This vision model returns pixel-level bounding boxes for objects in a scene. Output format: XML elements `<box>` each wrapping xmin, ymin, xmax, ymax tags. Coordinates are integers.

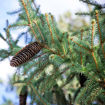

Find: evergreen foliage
<box><xmin>0</xmin><ymin>0</ymin><xmax>105</xmax><ymax>105</ymax></box>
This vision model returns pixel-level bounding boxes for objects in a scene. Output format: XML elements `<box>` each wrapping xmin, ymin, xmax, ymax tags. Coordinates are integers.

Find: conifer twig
<box><xmin>24</xmin><ymin>61</ymin><xmax>41</xmax><ymax>75</ymax></box>
<box><xmin>31</xmin><ymin>0</ymin><xmax>40</xmax><ymax>15</ymax></box>
<box><xmin>27</xmin><ymin>61</ymin><xmax>48</xmax><ymax>84</ymax></box>
<box><xmin>29</xmin><ymin>83</ymin><xmax>47</xmax><ymax>105</ymax></box>
<box><xmin>33</xmin><ymin>20</ymin><xmax>45</xmax><ymax>41</ymax></box>
<box><xmin>50</xmin><ymin>15</ymin><xmax>62</xmax><ymax>55</ymax></box>
<box><xmin>90</xmin><ymin>20</ymin><xmax>99</xmax><ymax>69</ymax></box>
<box><xmin>30</xmin><ymin>64</ymin><xmax>45</xmax><ymax>81</ymax></box>
<box><xmin>51</xmin><ymin>15</ymin><xmax>60</xmax><ymax>42</ymax></box>
<box><xmin>0</xmin><ymin>34</ymin><xmax>6</xmax><ymax>42</ymax></box>
<box><xmin>21</xmin><ymin>0</ymin><xmax>39</xmax><ymax>42</ymax></box>
<box><xmin>91</xmin><ymin>52</ymin><xmax>98</xmax><ymax>70</ymax></box>
<box><xmin>8</xmin><ymin>24</ymin><xmax>28</xmax><ymax>28</ymax></box>
<box><xmin>41</xmin><ymin>67</ymin><xmax>59</xmax><ymax>93</ymax></box>
<box><xmin>32</xmin><ymin>0</ymin><xmax>37</xmax><ymax>9</ymax></box>
<box><xmin>44</xmin><ymin>45</ymin><xmax>64</xmax><ymax>58</ymax></box>
<box><xmin>28</xmin><ymin>24</ymin><xmax>39</xmax><ymax>41</ymax></box>
<box><xmin>21</xmin><ymin>0</ymin><xmax>31</xmax><ymax>24</ymax></box>
<box><xmin>45</xmin><ymin>13</ymin><xmax>54</xmax><ymax>43</ymax></box>
<box><xmin>70</xmin><ymin>38</ymin><xmax>92</xmax><ymax>53</ymax></box>
<box><xmin>91</xmin><ymin>20</ymin><xmax>95</xmax><ymax>50</ymax></box>
<box><xmin>23</xmin><ymin>53</ymin><xmax>47</xmax><ymax>75</ymax></box>
<box><xmin>80</xmin><ymin>0</ymin><xmax>105</xmax><ymax>8</ymax></box>
<box><xmin>95</xmin><ymin>10</ymin><xmax>105</xmax><ymax>58</ymax></box>
<box><xmin>41</xmin><ymin>67</ymin><xmax>70</xmax><ymax>93</ymax></box>
<box><xmin>6</xmin><ymin>28</ymin><xmax>13</xmax><ymax>49</ymax></box>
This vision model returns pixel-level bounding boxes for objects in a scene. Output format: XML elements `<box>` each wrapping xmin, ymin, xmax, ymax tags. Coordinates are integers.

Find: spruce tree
<box><xmin>0</xmin><ymin>0</ymin><xmax>105</xmax><ymax>105</ymax></box>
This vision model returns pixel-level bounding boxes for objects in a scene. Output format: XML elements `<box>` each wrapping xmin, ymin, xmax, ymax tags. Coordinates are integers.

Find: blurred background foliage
<box><xmin>58</xmin><ymin>11</ymin><xmax>89</xmax><ymax>32</ymax></box>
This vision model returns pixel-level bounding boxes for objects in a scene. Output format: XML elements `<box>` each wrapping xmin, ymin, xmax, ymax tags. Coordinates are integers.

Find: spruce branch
<box><xmin>21</xmin><ymin>0</ymin><xmax>31</xmax><ymax>24</ymax></box>
<box><xmin>76</xmin><ymin>80</ymin><xmax>93</xmax><ymax>103</ymax></box>
<box><xmin>45</xmin><ymin>13</ymin><xmax>54</xmax><ymax>43</ymax></box>
<box><xmin>31</xmin><ymin>0</ymin><xmax>37</xmax><ymax>9</ymax></box>
<box><xmin>80</xmin><ymin>0</ymin><xmax>105</xmax><ymax>8</ymax></box>
<box><xmin>23</xmin><ymin>60</ymin><xmax>40</xmax><ymax>75</ymax></box>
<box><xmin>29</xmin><ymin>83</ymin><xmax>49</xmax><ymax>105</ymax></box>
<box><xmin>27</xmin><ymin>61</ymin><xmax>49</xmax><ymax>85</ymax></box>
<box><xmin>7</xmin><ymin>9</ymin><xmax>22</xmax><ymax>15</ymax></box>
<box><xmin>90</xmin><ymin>20</ymin><xmax>99</xmax><ymax>69</ymax></box>
<box><xmin>32</xmin><ymin>0</ymin><xmax>41</xmax><ymax>15</ymax></box>
<box><xmin>44</xmin><ymin>45</ymin><xmax>65</xmax><ymax>59</ymax></box>
<box><xmin>0</xmin><ymin>49</ymin><xmax>11</xmax><ymax>61</ymax></box>
<box><xmin>75</xmin><ymin>12</ymin><xmax>90</xmax><ymax>16</ymax></box>
<box><xmin>8</xmin><ymin>24</ymin><xmax>28</xmax><ymax>28</ymax></box>
<box><xmin>29</xmin><ymin>24</ymin><xmax>40</xmax><ymax>41</ymax></box>
<box><xmin>51</xmin><ymin>15</ymin><xmax>60</xmax><ymax>42</ymax></box>
<box><xmin>21</xmin><ymin>0</ymin><xmax>39</xmax><ymax>42</ymax></box>
<box><xmin>23</xmin><ymin>53</ymin><xmax>47</xmax><ymax>75</ymax></box>
<box><xmin>70</xmin><ymin>38</ymin><xmax>92</xmax><ymax>53</ymax></box>
<box><xmin>51</xmin><ymin>15</ymin><xmax>63</xmax><ymax>55</ymax></box>
<box><xmin>91</xmin><ymin>20</ymin><xmax>95</xmax><ymax>50</ymax></box>
<box><xmin>41</xmin><ymin>66</ymin><xmax>70</xmax><ymax>93</ymax></box>
<box><xmin>0</xmin><ymin>33</ymin><xmax>7</xmax><ymax>42</ymax></box>
<box><xmin>91</xmin><ymin>52</ymin><xmax>98</xmax><ymax>69</ymax></box>
<box><xmin>33</xmin><ymin>20</ymin><xmax>45</xmax><ymax>41</ymax></box>
<box><xmin>6</xmin><ymin>28</ymin><xmax>13</xmax><ymax>49</ymax></box>
<box><xmin>95</xmin><ymin>10</ymin><xmax>105</xmax><ymax>58</ymax></box>
<box><xmin>41</xmin><ymin>67</ymin><xmax>59</xmax><ymax>93</ymax></box>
